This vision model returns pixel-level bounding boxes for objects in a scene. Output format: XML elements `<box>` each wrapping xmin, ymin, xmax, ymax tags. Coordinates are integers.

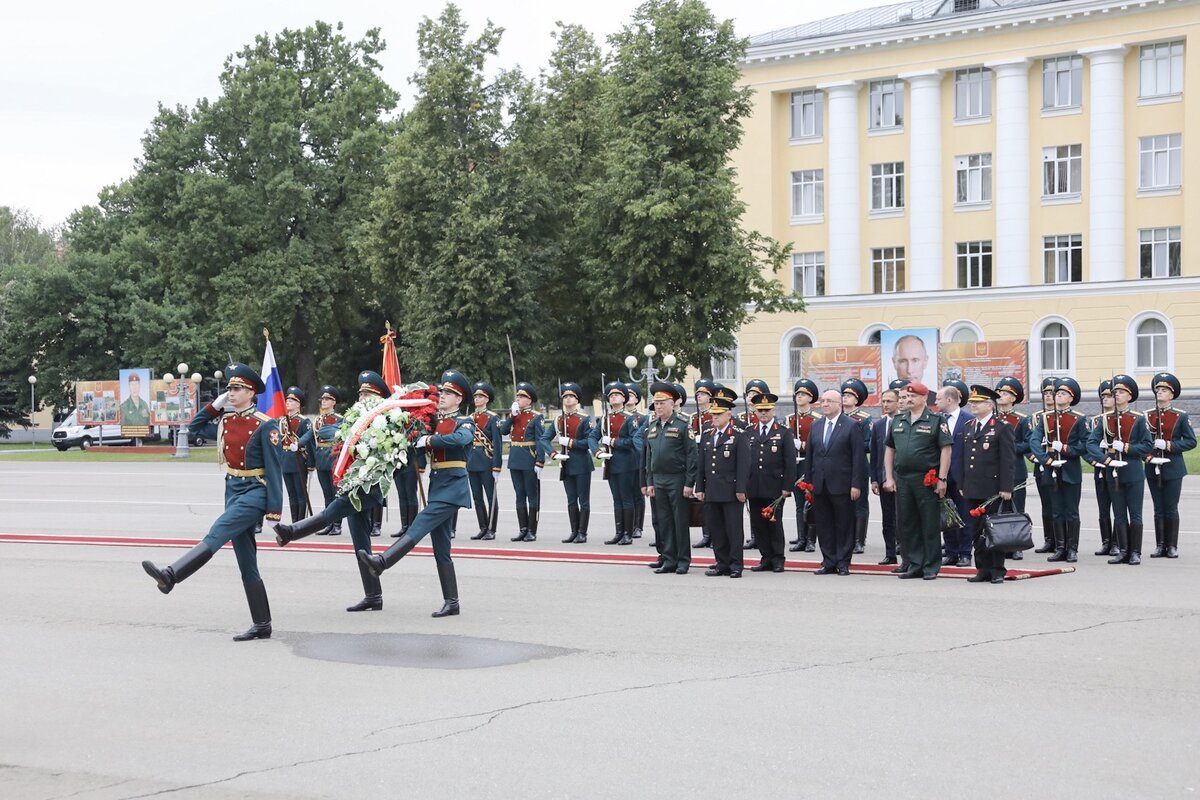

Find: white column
<box><xmin>901</xmin><ymin>71</ymin><xmax>943</xmax><ymax>291</ymax></box>
<box><xmin>1082</xmin><ymin>45</ymin><xmax>1128</xmax><ymax>283</ymax></box>
<box><xmin>821</xmin><ymin>81</ymin><xmax>861</xmax><ymax>295</ymax></box>
<box><xmin>986</xmin><ymin>58</ymin><xmax>1031</xmax><ymax>287</ymax></box>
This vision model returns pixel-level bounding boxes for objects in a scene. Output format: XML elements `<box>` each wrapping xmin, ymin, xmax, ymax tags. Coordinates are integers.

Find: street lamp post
<box><xmin>624</xmin><ymin>343</ymin><xmax>677</xmax><ymax>395</ymax></box>
<box><xmin>28</xmin><ymin>375</ymin><xmax>37</xmax><ymax>448</ymax></box>
<box><xmin>164</xmin><ymin>362</ymin><xmax>193</xmax><ymax>458</ymax></box>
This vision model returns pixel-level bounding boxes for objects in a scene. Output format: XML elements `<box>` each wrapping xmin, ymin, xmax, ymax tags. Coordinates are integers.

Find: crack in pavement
<box><xmin>43</xmin><ymin>777</ymin><xmax>136</xmax><ymax>800</ymax></box>
<box><xmin>113</xmin><ymin>610</ymin><xmax>1196</xmax><ymax>799</ymax></box>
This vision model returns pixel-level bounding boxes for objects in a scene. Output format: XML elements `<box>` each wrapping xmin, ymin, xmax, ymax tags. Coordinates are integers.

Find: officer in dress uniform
<box><xmin>549</xmin><ymin>382</ymin><xmax>594</xmax><ymax>544</ymax></box>
<box><xmin>841</xmin><ymin>379</ymin><xmax>873</xmax><ymax>555</ymax></box>
<box><xmin>960</xmin><ymin>386</ymin><xmax>1015</xmax><ymax>584</ymax></box>
<box><xmin>1030</xmin><ymin>378</ymin><xmax>1088</xmax><ymax>562</ymax></box>
<box><xmin>690</xmin><ymin>379</ymin><xmax>717</xmax><ymax>548</ymax></box>
<box><xmin>746</xmin><ymin>392</ymin><xmax>797</xmax><ymax>572</ymax></box>
<box><xmin>1031</xmin><ymin>377</ymin><xmax>1059</xmax><ymax>553</ymax></box>
<box><xmin>739</xmin><ymin>379</ymin><xmax>771</xmax><ymax>547</ymax></box>
<box><xmin>592</xmin><ymin>382</ymin><xmax>643</xmax><ymax>547</ymax></box>
<box><xmin>273</xmin><ymin>371</ymin><xmax>401</xmax><ymax>612</ymax></box>
<box><xmin>498</xmin><ymin>382</ymin><xmax>547</xmax><ymax>542</ymax></box>
<box><xmin>994</xmin><ymin>377</ymin><xmax>1031</xmax><ymax>562</ymax></box>
<box><xmin>787</xmin><ymin>378</ymin><xmax>821</xmax><ymax>554</ymax></box>
<box><xmin>1146</xmin><ymin>372</ymin><xmax>1196</xmax><ymax>558</ymax></box>
<box><xmin>1085</xmin><ymin>381</ymin><xmax>1117</xmax><ymax>557</ymax></box>
<box><xmin>1087</xmin><ymin>375</ymin><xmax>1152</xmax><ymax>565</ymax></box>
<box><xmin>465</xmin><ymin>383</ymin><xmax>503</xmax><ymax>540</ymax></box>
<box><xmin>297</xmin><ymin>385</ymin><xmax>343</xmax><ymax>536</ymax></box>
<box><xmin>641</xmin><ymin>381</ymin><xmax>698</xmax><ymax>573</ymax></box>
<box><xmin>624</xmin><ymin>384</ymin><xmax>649</xmax><ymax>540</ymax></box>
<box><xmin>358</xmin><ymin>371</ymin><xmax>474</xmax><ymax>616</ymax></box>
<box><xmin>141</xmin><ymin>363</ymin><xmax>284</xmax><ymax>641</ymax></box>
<box><xmin>279</xmin><ymin>386</ymin><xmax>315</xmax><ymax>523</ymax></box>
<box><xmin>695</xmin><ymin>386</ymin><xmax>751</xmax><ymax>578</ymax></box>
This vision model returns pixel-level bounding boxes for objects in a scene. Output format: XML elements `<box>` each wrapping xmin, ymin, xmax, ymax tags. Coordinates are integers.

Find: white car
<box><xmin>51</xmin><ymin>411</ymin><xmax>131</xmax><ymax>451</ymax></box>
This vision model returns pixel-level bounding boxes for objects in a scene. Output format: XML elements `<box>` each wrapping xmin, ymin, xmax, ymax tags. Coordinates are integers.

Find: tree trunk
<box><xmin>292</xmin><ymin>310</ymin><xmax>318</xmax><ymax>408</ymax></box>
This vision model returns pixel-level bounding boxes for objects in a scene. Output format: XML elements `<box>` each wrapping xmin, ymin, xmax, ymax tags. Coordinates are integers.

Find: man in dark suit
<box><xmin>937</xmin><ymin>380</ymin><xmax>972</xmax><ymax>566</ymax></box>
<box><xmin>746</xmin><ymin>392</ymin><xmax>797</xmax><ymax>572</ymax></box>
<box><xmin>694</xmin><ymin>386</ymin><xmax>751</xmax><ymax>578</ymax></box>
<box><xmin>960</xmin><ymin>385</ymin><xmax>1015</xmax><ymax>583</ymax></box>
<box><xmin>870</xmin><ymin>386</ymin><xmax>902</xmax><ymax>566</ymax></box>
<box><xmin>804</xmin><ymin>389</ymin><xmax>867</xmax><ymax>575</ymax></box>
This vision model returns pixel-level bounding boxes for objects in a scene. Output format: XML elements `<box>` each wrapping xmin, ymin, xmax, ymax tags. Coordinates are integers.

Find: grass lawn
<box><xmin>0</xmin><ymin>445</ymin><xmax>220</xmax><ymax>463</ymax></box>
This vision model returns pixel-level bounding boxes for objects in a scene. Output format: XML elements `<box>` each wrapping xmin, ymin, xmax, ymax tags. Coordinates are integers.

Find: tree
<box><xmin>579</xmin><ymin>0</ymin><xmax>800</xmax><ymax>378</ymax></box>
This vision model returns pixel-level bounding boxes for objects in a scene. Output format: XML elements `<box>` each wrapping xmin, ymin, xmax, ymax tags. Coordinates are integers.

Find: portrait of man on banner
<box><xmin>880</xmin><ymin>328</ymin><xmax>938</xmax><ymax>390</ymax></box>
<box><xmin>118</xmin><ymin>368</ymin><xmax>152</xmax><ymax>427</ymax></box>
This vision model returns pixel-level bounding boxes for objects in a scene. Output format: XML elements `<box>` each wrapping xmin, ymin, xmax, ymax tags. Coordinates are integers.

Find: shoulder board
<box><xmin>808</xmin><ymin>410</ymin><xmax>822</xmax><ymax>418</ymax></box>
<box><xmin>1091</xmin><ymin>414</ymin><xmax>1103</xmax><ymax>423</ymax></box>
<box><xmin>1128</xmin><ymin>410</ymin><xmax>1144</xmax><ymax>417</ymax></box>
<box><xmin>254</xmin><ymin>412</ymin><xmax>272</xmax><ymax>423</ymax></box>
<box><xmin>1012</xmin><ymin>410</ymin><xmax>1027</xmax><ymax>418</ymax></box>
<box><xmin>485</xmin><ymin>410</ymin><xmax>498</xmax><ymax>417</ymax></box>
<box><xmin>1067</xmin><ymin>410</ymin><xmax>1084</xmax><ymax>417</ymax></box>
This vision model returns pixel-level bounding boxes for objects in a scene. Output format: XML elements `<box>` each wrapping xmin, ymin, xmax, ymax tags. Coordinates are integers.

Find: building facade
<box><xmin>728</xmin><ymin>0</ymin><xmax>1198</xmax><ymax>399</ymax></box>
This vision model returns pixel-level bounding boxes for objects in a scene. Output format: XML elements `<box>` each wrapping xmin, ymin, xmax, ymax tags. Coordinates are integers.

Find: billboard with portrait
<box><xmin>151</xmin><ymin>378</ymin><xmax>199</xmax><ymax>425</ymax></box>
<box><xmin>76</xmin><ymin>381</ymin><xmax>120</xmax><ymax>424</ymax></box>
<box><xmin>119</xmin><ymin>368</ymin><xmax>152</xmax><ymax>436</ymax></box>
<box><xmin>880</xmin><ymin>328</ymin><xmax>939</xmax><ymax>390</ymax></box>
<box><xmin>939</xmin><ymin>340</ymin><xmax>1028</xmax><ymax>391</ymax></box>
<box><xmin>801</xmin><ymin>346</ymin><xmax>882</xmax><ymax>407</ymax></box>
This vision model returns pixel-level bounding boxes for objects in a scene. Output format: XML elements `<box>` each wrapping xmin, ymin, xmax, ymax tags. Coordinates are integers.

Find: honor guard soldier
<box><xmin>624</xmin><ymin>384</ymin><xmax>649</xmax><ymax>539</ymax></box>
<box><xmin>141</xmin><ymin>363</ymin><xmax>284</xmax><ymax>640</ymax></box>
<box><xmin>695</xmin><ymin>386</ymin><xmax>751</xmax><ymax>577</ymax></box>
<box><xmin>274</xmin><ymin>370</ymin><xmax>399</xmax><ymax>613</ymax></box>
<box><xmin>1087</xmin><ymin>375</ymin><xmax>1152</xmax><ymax>565</ymax></box>
<box><xmin>960</xmin><ymin>386</ymin><xmax>1015</xmax><ymax>584</ymax></box>
<box><xmin>360</xmin><ymin>371</ymin><xmax>475</xmax><ymax>617</ymax></box>
<box><xmin>1085</xmin><ymin>381</ymin><xmax>1117</xmax><ymax>557</ymax></box>
<box><xmin>642</xmin><ymin>382</ymin><xmax>698</xmax><ymax>573</ymax></box>
<box><xmin>994</xmin><ymin>377</ymin><xmax>1031</xmax><ymax>561</ymax></box>
<box><xmin>787</xmin><ymin>379</ymin><xmax>821</xmax><ymax>554</ymax></box>
<box><xmin>550</xmin><ymin>383</ymin><xmax>595</xmax><ymax>544</ymax></box>
<box><xmin>280</xmin><ymin>386</ymin><xmax>315</xmax><ymax>523</ymax></box>
<box><xmin>297</xmin><ymin>385</ymin><xmax>343</xmax><ymax>535</ymax></box>
<box><xmin>1031</xmin><ymin>377</ymin><xmax>1059</xmax><ymax>553</ymax></box>
<box><xmin>498</xmin><ymin>382</ymin><xmax>546</xmax><ymax>542</ymax></box>
<box><xmin>388</xmin><ymin>410</ymin><xmax>424</xmax><ymax>540</ymax></box>
<box><xmin>883</xmin><ymin>382</ymin><xmax>953</xmax><ymax>580</ymax></box>
<box><xmin>840</xmin><ymin>379</ymin><xmax>873</xmax><ymax>554</ymax></box>
<box><xmin>746</xmin><ymin>392</ymin><xmax>797</xmax><ymax>572</ymax></box>
<box><xmin>1030</xmin><ymin>378</ymin><xmax>1088</xmax><ymax>562</ymax></box>
<box><xmin>1146</xmin><ymin>372</ymin><xmax>1196</xmax><ymax>558</ymax></box>
<box><xmin>938</xmin><ymin>379</ymin><xmax>972</xmax><ymax>567</ymax></box>
<box><xmin>592</xmin><ymin>382</ymin><xmax>643</xmax><ymax>546</ymax></box>
<box><xmin>467</xmin><ymin>382</ymin><xmax>503</xmax><ymax>541</ymax></box>
<box><xmin>690</xmin><ymin>379</ymin><xmax>717</xmax><ymax>548</ymax></box>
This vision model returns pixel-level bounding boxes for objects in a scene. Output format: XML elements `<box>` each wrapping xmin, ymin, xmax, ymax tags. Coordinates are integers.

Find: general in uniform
<box><xmin>550</xmin><ymin>383</ymin><xmax>595</xmax><ymax>544</ymax></box>
<box><xmin>959</xmin><ymin>386</ymin><xmax>1015</xmax><ymax>584</ymax></box>
<box><xmin>695</xmin><ymin>386</ymin><xmax>751</xmax><ymax>577</ymax></box>
<box><xmin>994</xmin><ymin>377</ymin><xmax>1031</xmax><ymax>562</ymax></box>
<box><xmin>467</xmin><ymin>382</ymin><xmax>503</xmax><ymax>541</ymax></box>
<box><xmin>746</xmin><ymin>392</ymin><xmax>797</xmax><ymax>572</ymax></box>
<box><xmin>1146</xmin><ymin>372</ymin><xmax>1196</xmax><ymax>558</ymax></box>
<box><xmin>642</xmin><ymin>382</ymin><xmax>698</xmax><ymax>573</ymax></box>
<box><xmin>738</xmin><ymin>379</ymin><xmax>770</xmax><ymax>547</ymax></box>
<box><xmin>498</xmin><ymin>381</ymin><xmax>547</xmax><ymax>542</ymax></box>
<box><xmin>297</xmin><ymin>384</ymin><xmax>343</xmax><ymax>535</ymax></box>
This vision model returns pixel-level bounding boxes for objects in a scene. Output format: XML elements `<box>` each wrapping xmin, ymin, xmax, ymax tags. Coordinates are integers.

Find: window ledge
<box><xmin>1043</xmin><ymin>279</ymin><xmax>1083</xmax><ymax>286</ymax></box>
<box><xmin>953</xmin><ymin>115</ymin><xmax>992</xmax><ymax>127</ymax></box>
<box><xmin>1041</xmin><ymin>192</ymin><xmax>1082</xmax><ymax>206</ymax></box>
<box><xmin>868</xmin><ymin>126</ymin><xmax>904</xmax><ymax>137</ymax></box>
<box><xmin>954</xmin><ymin>201</ymin><xmax>992</xmax><ymax>213</ymax></box>
<box><xmin>1137</xmin><ymin>186</ymin><xmax>1182</xmax><ymax>198</ymax></box>
<box><xmin>790</xmin><ymin>214</ymin><xmax>825</xmax><ymax>226</ymax></box>
<box><xmin>1041</xmin><ymin>105</ymin><xmax>1081</xmax><ymax>118</ymax></box>
<box><xmin>868</xmin><ymin>208</ymin><xmax>905</xmax><ymax>219</ymax></box>
<box><xmin>1137</xmin><ymin>92</ymin><xmax>1182</xmax><ymax>107</ymax></box>
<box><xmin>789</xmin><ymin>136</ymin><xmax>823</xmax><ymax>146</ymax></box>
<box><xmin>1140</xmin><ymin>273</ymin><xmax>1182</xmax><ymax>281</ymax></box>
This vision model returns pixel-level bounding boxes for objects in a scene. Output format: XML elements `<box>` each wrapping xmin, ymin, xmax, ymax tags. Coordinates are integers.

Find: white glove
<box><xmin>510</xmin><ymin>402</ymin><xmax>521</xmax><ymax>416</ymax></box>
<box><xmin>416</xmin><ymin>435</ymin><xmax>431</xmax><ymax>449</ymax></box>
<box><xmin>534</xmin><ymin>466</ymin><xmax>543</xmax><ymax>478</ymax></box>
<box><xmin>1051</xmin><ymin>441</ymin><xmax>1064</xmax><ymax>453</ymax></box>
<box><xmin>212</xmin><ymin>391</ymin><xmax>229</xmax><ymax>411</ymax></box>
<box><xmin>1112</xmin><ymin>439</ymin><xmax>1125</xmax><ymax>453</ymax></box>
<box><xmin>1155</xmin><ymin>438</ymin><xmax>1168</xmax><ymax>450</ymax></box>
<box><xmin>694</xmin><ymin>435</ymin><xmax>702</xmax><ymax>444</ymax></box>
<box><xmin>601</xmin><ymin>435</ymin><xmax>612</xmax><ymax>446</ymax></box>
<box><xmin>557</xmin><ymin>436</ymin><xmax>570</xmax><ymax>447</ymax></box>
<box><xmin>288</xmin><ymin>442</ymin><xmax>299</xmax><ymax>452</ymax></box>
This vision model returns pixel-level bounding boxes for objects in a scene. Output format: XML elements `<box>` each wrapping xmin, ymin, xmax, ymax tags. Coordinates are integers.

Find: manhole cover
<box><xmin>287</xmin><ymin>632</ymin><xmax>577</xmax><ymax>669</ymax></box>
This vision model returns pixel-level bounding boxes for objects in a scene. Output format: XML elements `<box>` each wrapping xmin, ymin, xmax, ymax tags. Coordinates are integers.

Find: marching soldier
<box><xmin>1146</xmin><ymin>372</ymin><xmax>1196</xmax><ymax>558</ymax></box>
<box><xmin>280</xmin><ymin>386</ymin><xmax>315</xmax><ymax>523</ymax></box>
<box><xmin>550</xmin><ymin>383</ymin><xmax>594</xmax><ymax>544</ymax></box>
<box><xmin>994</xmin><ymin>377</ymin><xmax>1031</xmax><ymax>561</ymax></box>
<box><xmin>141</xmin><ymin>363</ymin><xmax>284</xmax><ymax>640</ymax></box>
<box><xmin>746</xmin><ymin>392</ymin><xmax>797</xmax><ymax>572</ymax></box>
<box><xmin>787</xmin><ymin>379</ymin><xmax>821</xmax><ymax>554</ymax></box>
<box><xmin>624</xmin><ymin>384</ymin><xmax>649</xmax><ymax>539</ymax></box>
<box><xmin>297</xmin><ymin>385</ymin><xmax>344</xmax><ymax>536</ymax></box>
<box><xmin>592</xmin><ymin>382</ymin><xmax>642</xmax><ymax>547</ymax></box>
<box><xmin>841</xmin><ymin>379</ymin><xmax>873</xmax><ymax>555</ymax></box>
<box><xmin>690</xmin><ymin>379</ymin><xmax>717</xmax><ymax>549</ymax></box>
<box><xmin>641</xmin><ymin>382</ymin><xmax>698</xmax><ymax>573</ymax></box>
<box><xmin>1087</xmin><ymin>375</ymin><xmax>1152</xmax><ymax>565</ymax></box>
<box><xmin>1029</xmin><ymin>378</ymin><xmax>1088</xmax><ymax>562</ymax></box>
<box><xmin>1085</xmin><ymin>381</ymin><xmax>1117</xmax><ymax>557</ymax></box>
<box><xmin>960</xmin><ymin>386</ymin><xmax>1015</xmax><ymax>584</ymax></box>
<box><xmin>387</xmin><ymin>426</ymin><xmax>423</xmax><ymax>540</ymax></box>
<box><xmin>1032</xmin><ymin>377</ymin><xmax>1059</xmax><ymax>553</ymax></box>
<box><xmin>467</xmin><ymin>382</ymin><xmax>503</xmax><ymax>540</ymax></box>
<box><xmin>360</xmin><ymin>371</ymin><xmax>476</xmax><ymax>617</ymax></box>
<box><xmin>695</xmin><ymin>386</ymin><xmax>751</xmax><ymax>578</ymax></box>
<box><xmin>498</xmin><ymin>382</ymin><xmax>546</xmax><ymax>542</ymax></box>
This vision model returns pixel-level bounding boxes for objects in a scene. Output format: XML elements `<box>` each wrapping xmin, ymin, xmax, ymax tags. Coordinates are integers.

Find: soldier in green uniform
<box><xmin>1087</xmin><ymin>375</ymin><xmax>1152</xmax><ymax>565</ymax></box>
<box><xmin>641</xmin><ymin>382</ymin><xmax>698</xmax><ymax>574</ymax></box>
<box><xmin>841</xmin><ymin>379</ymin><xmax>874</xmax><ymax>554</ymax></box>
<box><xmin>1146</xmin><ymin>372</ymin><xmax>1196</xmax><ymax>558</ymax></box>
<box><xmin>883</xmin><ymin>382</ymin><xmax>953</xmax><ymax>580</ymax></box>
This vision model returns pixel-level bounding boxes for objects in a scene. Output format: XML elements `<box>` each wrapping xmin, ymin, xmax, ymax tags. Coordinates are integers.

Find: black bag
<box><xmin>981</xmin><ymin>500</ymin><xmax>1035</xmax><ymax>552</ymax></box>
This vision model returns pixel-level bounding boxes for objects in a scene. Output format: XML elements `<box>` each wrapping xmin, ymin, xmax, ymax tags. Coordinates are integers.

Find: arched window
<box><xmin>1040</xmin><ymin>322</ymin><xmax>1071</xmax><ymax>373</ymax></box>
<box><xmin>710</xmin><ymin>342</ymin><xmax>739</xmax><ymax>384</ymax></box>
<box><xmin>862</xmin><ymin>324</ymin><xmax>889</xmax><ymax>345</ymax></box>
<box><xmin>787</xmin><ymin>332</ymin><xmax>813</xmax><ymax>384</ymax></box>
<box><xmin>1135</xmin><ymin>317</ymin><xmax>1168</xmax><ymax>370</ymax></box>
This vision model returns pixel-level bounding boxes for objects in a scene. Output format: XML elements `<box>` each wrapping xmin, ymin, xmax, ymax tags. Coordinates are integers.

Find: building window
<box><xmin>956</xmin><ymin>241</ymin><xmax>993</xmax><ymax>288</ymax></box>
<box><xmin>1139</xmin><ymin>227</ymin><xmax>1181</xmax><ymax>278</ymax></box>
<box><xmin>870</xmin><ymin>162</ymin><xmax>905</xmax><ymax>211</ymax></box>
<box><xmin>792</xmin><ymin>252</ymin><xmax>825</xmax><ymax>296</ymax></box>
<box><xmin>1135</xmin><ymin>318</ymin><xmax>1169</xmax><ymax>370</ymax></box>
<box><xmin>872</xmin><ymin>247</ymin><xmax>906</xmax><ymax>293</ymax></box>
<box><xmin>955</xmin><ymin>153</ymin><xmax>992</xmax><ymax>203</ymax></box>
<box><xmin>869</xmin><ymin>79</ymin><xmax>904</xmax><ymax>129</ymax></box>
<box><xmin>1043</xmin><ymin>235</ymin><xmax>1082</xmax><ymax>284</ymax></box>
<box><xmin>1042</xmin><ymin>55</ymin><xmax>1082</xmax><ymax>110</ymax></box>
<box><xmin>1139</xmin><ymin>41</ymin><xmax>1184</xmax><ymax>98</ymax></box>
<box><xmin>1139</xmin><ymin>134</ymin><xmax>1182</xmax><ymax>190</ymax></box>
<box><xmin>1040</xmin><ymin>322</ymin><xmax>1071</xmax><ymax>373</ymax></box>
<box><xmin>787</xmin><ymin>332</ymin><xmax>813</xmax><ymax>385</ymax></box>
<box><xmin>954</xmin><ymin>0</ymin><xmax>980</xmax><ymax>11</ymax></box>
<box><xmin>950</xmin><ymin>326</ymin><xmax>979</xmax><ymax>344</ymax></box>
<box><xmin>1042</xmin><ymin>145</ymin><xmax>1082</xmax><ymax>197</ymax></box>
<box><xmin>790</xmin><ymin>89</ymin><xmax>823</xmax><ymax>139</ymax></box>
<box><xmin>711</xmin><ymin>350</ymin><xmax>737</xmax><ymax>383</ymax></box>
<box><xmin>790</xmin><ymin>169</ymin><xmax>824</xmax><ymax>218</ymax></box>
<box><xmin>954</xmin><ymin>67</ymin><xmax>991</xmax><ymax>119</ymax></box>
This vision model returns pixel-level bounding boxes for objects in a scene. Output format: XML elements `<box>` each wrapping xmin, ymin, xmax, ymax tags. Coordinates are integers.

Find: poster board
<box><xmin>939</xmin><ymin>340</ymin><xmax>1028</xmax><ymax>390</ymax></box>
<box><xmin>151</xmin><ymin>378</ymin><xmax>199</xmax><ymax>425</ymax></box>
<box><xmin>802</xmin><ymin>346</ymin><xmax>882</xmax><ymax>407</ymax></box>
<box><xmin>119</xmin><ymin>368</ymin><xmax>152</xmax><ymax>437</ymax></box>
<box><xmin>76</xmin><ymin>381</ymin><xmax>120</xmax><ymax>425</ymax></box>
<box><xmin>880</xmin><ymin>328</ymin><xmax>939</xmax><ymax>391</ymax></box>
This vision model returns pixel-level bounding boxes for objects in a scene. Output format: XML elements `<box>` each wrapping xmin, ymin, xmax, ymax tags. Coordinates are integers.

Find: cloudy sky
<box><xmin>1</xmin><ymin>0</ymin><xmax>882</xmax><ymax>227</ymax></box>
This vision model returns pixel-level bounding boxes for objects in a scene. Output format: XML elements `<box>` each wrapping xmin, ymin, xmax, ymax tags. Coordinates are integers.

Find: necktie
<box><xmin>885</xmin><ymin>416</ymin><xmax>892</xmax><ymax>438</ymax></box>
<box><xmin>761</xmin><ymin>424</ymin><xmax>768</xmax><ymax>439</ymax></box>
<box><xmin>823</xmin><ymin>419</ymin><xmax>833</xmax><ymax>449</ymax></box>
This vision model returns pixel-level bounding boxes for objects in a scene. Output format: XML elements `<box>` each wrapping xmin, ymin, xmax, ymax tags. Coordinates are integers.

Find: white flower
<box><xmin>356</xmin><ymin>443</ymin><xmax>370</xmax><ymax>458</ymax></box>
<box><xmin>371</xmin><ymin>415</ymin><xmax>387</xmax><ymax>430</ymax></box>
<box><xmin>365</xmin><ymin>456</ymin><xmax>378</xmax><ymax>469</ymax></box>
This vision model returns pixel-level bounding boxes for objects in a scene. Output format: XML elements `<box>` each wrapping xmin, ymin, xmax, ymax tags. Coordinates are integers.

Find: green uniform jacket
<box><xmin>642</xmin><ymin>412</ymin><xmax>698</xmax><ymax>487</ymax></box>
<box><xmin>886</xmin><ymin>407</ymin><xmax>953</xmax><ymax>476</ymax></box>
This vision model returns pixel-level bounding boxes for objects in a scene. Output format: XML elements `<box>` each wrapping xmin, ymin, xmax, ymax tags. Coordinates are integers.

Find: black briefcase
<box><xmin>981</xmin><ymin>500</ymin><xmax>1035</xmax><ymax>553</ymax></box>
<box><xmin>687</xmin><ymin>498</ymin><xmax>705</xmax><ymax>528</ymax></box>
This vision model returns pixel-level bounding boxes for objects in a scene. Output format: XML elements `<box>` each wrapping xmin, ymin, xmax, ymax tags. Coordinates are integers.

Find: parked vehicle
<box><xmin>52</xmin><ymin>412</ymin><xmax>132</xmax><ymax>450</ymax></box>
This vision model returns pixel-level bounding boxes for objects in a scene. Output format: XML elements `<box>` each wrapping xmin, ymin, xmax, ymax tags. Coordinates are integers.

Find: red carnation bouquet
<box><xmin>967</xmin><ymin>479</ymin><xmax>1031</xmax><ymax>518</ymax></box>
<box><xmin>923</xmin><ymin>469</ymin><xmax>939</xmax><ymax>487</ymax></box>
<box><xmin>760</xmin><ymin>494</ymin><xmax>790</xmax><ymax>522</ymax></box>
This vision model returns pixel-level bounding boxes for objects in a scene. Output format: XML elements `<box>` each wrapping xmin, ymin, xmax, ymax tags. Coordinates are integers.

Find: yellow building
<box><xmin>729</xmin><ymin>0</ymin><xmax>1198</xmax><ymax>399</ymax></box>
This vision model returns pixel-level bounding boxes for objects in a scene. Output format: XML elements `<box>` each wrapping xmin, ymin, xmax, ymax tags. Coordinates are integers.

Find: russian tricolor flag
<box><xmin>256</xmin><ymin>337</ymin><xmax>287</xmax><ymax>418</ymax></box>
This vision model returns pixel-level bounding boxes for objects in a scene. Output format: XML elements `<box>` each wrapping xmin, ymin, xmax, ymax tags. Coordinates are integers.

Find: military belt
<box><xmin>226</xmin><ymin>467</ymin><xmax>266</xmax><ymax>478</ymax></box>
<box><xmin>511</xmin><ymin>442</ymin><xmax>537</xmax><ymax>447</ymax></box>
<box><xmin>432</xmin><ymin>461</ymin><xmax>467</xmax><ymax>470</ymax></box>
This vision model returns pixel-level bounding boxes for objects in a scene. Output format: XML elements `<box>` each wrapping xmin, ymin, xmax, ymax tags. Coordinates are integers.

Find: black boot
<box><xmin>232</xmin><ymin>580</ymin><xmax>272</xmax><ymax>641</ymax></box>
<box><xmin>290</xmin><ymin>501</ymin><xmax>304</xmax><ymax>523</ymax></box>
<box><xmin>1047</xmin><ymin>521</ymin><xmax>1068</xmax><ymax>561</ymax></box>
<box><xmin>526</xmin><ymin>508</ymin><xmax>539</xmax><ymax>542</ymax></box>
<box><xmin>1108</xmin><ymin>522</ymin><xmax>1128</xmax><ymax>564</ymax></box>
<box><xmin>605</xmin><ymin>510</ymin><xmax>624</xmax><ymax>545</ymax></box>
<box><xmin>1127</xmin><ymin>523</ymin><xmax>1143</xmax><ymax>565</ymax></box>
<box><xmin>563</xmin><ymin>505</ymin><xmax>580</xmax><ymax>543</ymax></box>
<box><xmin>274</xmin><ymin>511</ymin><xmax>333</xmax><ymax>546</ymax></box>
<box><xmin>359</xmin><ymin>533</ymin><xmax>417</xmax><ymax>578</ymax></box>
<box><xmin>1065</xmin><ymin>520</ymin><xmax>1079</xmax><ymax>562</ymax></box>
<box><xmin>853</xmin><ymin>517</ymin><xmax>867</xmax><ymax>554</ymax></box>
<box><xmin>327</xmin><ymin>520</ymin><xmax>342</xmax><ymax>537</ymax></box>
<box><xmin>346</xmin><ymin>561</ymin><xmax>383</xmax><ymax>612</ymax></box>
<box><xmin>1094</xmin><ymin>517</ymin><xmax>1113</xmax><ymax>556</ymax></box>
<box><xmin>804</xmin><ymin>523</ymin><xmax>816</xmax><ymax>552</ymax></box>
<box><xmin>1150</xmin><ymin>516</ymin><xmax>1165</xmax><ymax>557</ymax></box>
<box><xmin>1165</xmin><ymin>517</ymin><xmax>1180</xmax><ymax>558</ymax></box>
<box><xmin>617</xmin><ymin>508</ymin><xmax>634</xmax><ymax>546</ymax></box>
<box><xmin>511</xmin><ymin>505</ymin><xmax>530</xmax><ymax>542</ymax></box>
<box><xmin>432</xmin><ymin>561</ymin><xmax>460</xmax><ymax>617</ymax></box>
<box><xmin>577</xmin><ymin>509</ymin><xmax>589</xmax><ymax>543</ymax></box>
<box><xmin>369</xmin><ymin>506</ymin><xmax>383</xmax><ymax>537</ymax></box>
<box><xmin>471</xmin><ymin>495</ymin><xmax>490</xmax><ymax>540</ymax></box>
<box><xmin>632</xmin><ymin>500</ymin><xmax>644</xmax><ymax>539</ymax></box>
<box><xmin>142</xmin><ymin>543</ymin><xmax>213</xmax><ymax>594</ymax></box>
<box><xmin>1035</xmin><ymin>514</ymin><xmax>1056</xmax><ymax>553</ymax></box>
<box><xmin>696</xmin><ymin>531</ymin><xmax>713</xmax><ymax>549</ymax></box>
